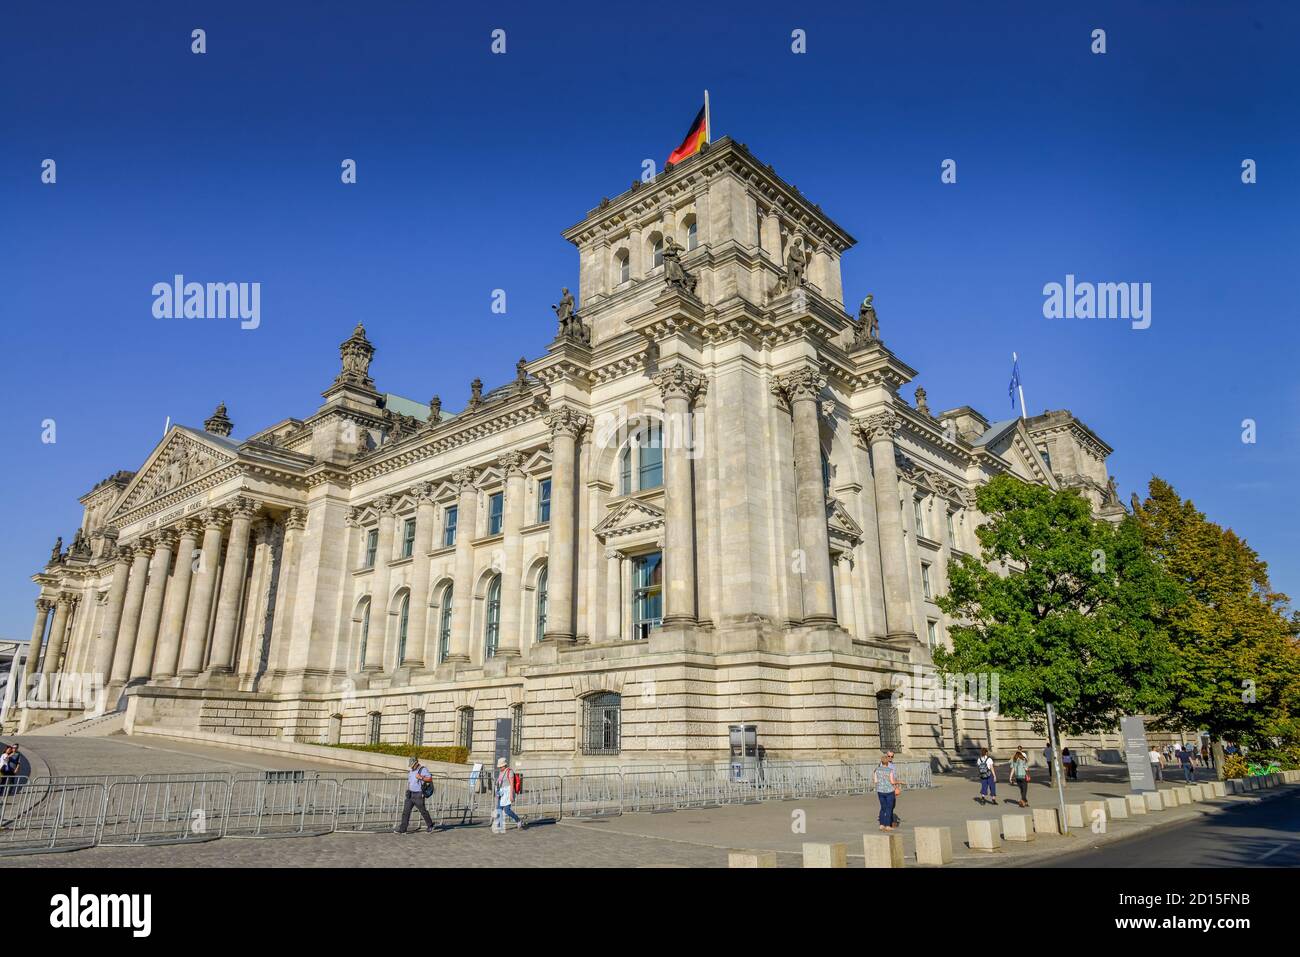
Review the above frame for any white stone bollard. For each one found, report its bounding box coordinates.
[1226,778,1244,795]
[1082,799,1108,826]
[1209,781,1226,798]
[802,842,847,868]
[729,850,778,868]
[914,826,953,866]
[1032,807,1062,834]
[1143,791,1164,812]
[1105,797,1129,820]
[862,832,904,868]
[966,819,1001,852]
[1184,785,1203,802]
[1001,813,1035,842]
[1064,804,1086,828]
[1126,793,1147,815]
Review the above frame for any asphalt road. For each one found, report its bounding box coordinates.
[1040,788,1299,867]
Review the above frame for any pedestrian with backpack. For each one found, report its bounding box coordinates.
[494,757,524,833]
[872,750,900,830]
[395,756,436,834]
[1008,748,1030,807]
[975,747,997,805]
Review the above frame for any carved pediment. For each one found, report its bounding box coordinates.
[112,429,237,516]
[593,498,664,541]
[827,497,863,545]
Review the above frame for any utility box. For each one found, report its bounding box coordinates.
[729,724,762,783]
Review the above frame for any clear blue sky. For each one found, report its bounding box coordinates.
[2,0,1297,642]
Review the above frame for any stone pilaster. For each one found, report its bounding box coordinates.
[266,508,305,676]
[110,539,155,686]
[93,548,133,683]
[43,593,77,676]
[207,497,259,676]
[445,468,479,663]
[363,497,396,672]
[654,364,706,625]
[856,410,915,642]
[495,453,526,658]
[403,486,436,668]
[26,598,52,674]
[542,407,587,642]
[848,420,888,637]
[179,509,227,676]
[154,519,200,679]
[237,520,275,682]
[835,553,857,636]
[605,549,623,641]
[129,528,176,682]
[773,368,836,624]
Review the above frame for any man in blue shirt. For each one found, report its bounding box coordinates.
[395,757,436,834]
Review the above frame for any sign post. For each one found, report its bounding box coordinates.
[1121,715,1156,793]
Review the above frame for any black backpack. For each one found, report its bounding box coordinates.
[418,768,433,798]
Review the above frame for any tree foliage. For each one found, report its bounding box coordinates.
[935,474,1179,735]
[1133,477,1300,748]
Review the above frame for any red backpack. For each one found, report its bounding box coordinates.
[512,771,524,794]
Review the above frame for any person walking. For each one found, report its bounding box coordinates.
[1062,748,1078,782]
[975,747,998,805]
[494,757,523,833]
[1008,748,1030,807]
[1149,745,1165,783]
[1043,740,1054,784]
[395,756,436,834]
[872,750,900,831]
[1177,744,1195,783]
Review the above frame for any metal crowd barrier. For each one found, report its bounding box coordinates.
[99,778,229,847]
[222,776,339,838]
[334,774,408,833]
[0,782,106,856]
[561,772,623,818]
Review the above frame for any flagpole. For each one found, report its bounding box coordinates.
[1013,352,1027,421]
[704,89,711,143]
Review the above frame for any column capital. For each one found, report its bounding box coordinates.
[498,451,526,477]
[226,496,261,522]
[544,406,589,440]
[412,481,437,502]
[451,467,479,491]
[134,537,158,560]
[604,548,623,562]
[371,495,396,516]
[35,597,55,613]
[200,507,230,532]
[56,591,80,609]
[178,517,204,540]
[285,507,308,531]
[345,507,363,529]
[653,365,707,404]
[771,367,827,406]
[156,528,179,551]
[852,409,902,444]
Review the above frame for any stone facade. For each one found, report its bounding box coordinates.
[22,137,1126,765]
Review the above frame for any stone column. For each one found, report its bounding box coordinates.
[605,549,623,641]
[849,422,889,636]
[836,553,858,637]
[266,508,305,676]
[542,407,587,642]
[154,519,200,679]
[236,520,274,682]
[773,369,836,624]
[364,497,396,672]
[93,548,133,683]
[654,365,706,626]
[179,510,227,675]
[404,486,436,668]
[858,410,915,641]
[129,529,176,682]
[446,468,480,663]
[110,540,155,685]
[26,599,52,674]
[207,497,259,675]
[43,594,76,676]
[495,453,526,657]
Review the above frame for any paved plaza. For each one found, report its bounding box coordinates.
[1,736,1286,868]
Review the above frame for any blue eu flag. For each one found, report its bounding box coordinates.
[1008,357,1022,411]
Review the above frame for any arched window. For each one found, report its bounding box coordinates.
[535,566,548,642]
[615,249,630,285]
[438,584,453,663]
[685,218,698,251]
[357,599,371,671]
[876,690,901,752]
[650,235,664,269]
[409,709,425,746]
[396,592,410,664]
[582,692,622,755]
[619,423,664,495]
[484,574,502,658]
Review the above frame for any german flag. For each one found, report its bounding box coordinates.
[666,104,708,166]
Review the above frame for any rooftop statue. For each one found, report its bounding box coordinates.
[855,294,880,345]
[552,287,590,344]
[661,236,698,296]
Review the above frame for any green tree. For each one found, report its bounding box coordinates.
[1133,478,1300,769]
[935,475,1179,738]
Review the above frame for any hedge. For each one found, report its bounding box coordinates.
[329,743,470,765]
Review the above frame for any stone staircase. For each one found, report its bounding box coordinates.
[25,710,126,737]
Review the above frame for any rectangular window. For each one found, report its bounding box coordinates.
[1038,444,1053,472]
[638,423,663,490]
[632,552,663,640]
[457,708,474,752]
[921,562,933,600]
[927,619,939,648]
[364,529,378,568]
[914,499,926,539]
[410,710,425,747]
[510,704,523,754]
[537,478,551,524]
[488,492,504,536]
[946,510,956,547]
[401,518,416,558]
[582,693,622,756]
[442,506,458,548]
[367,711,382,745]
